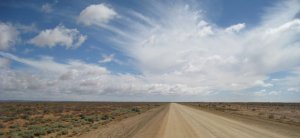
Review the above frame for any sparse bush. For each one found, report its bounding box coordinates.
[101,115,109,120]
[92,125,98,129]
[0,123,5,128]
[72,129,79,135]
[29,125,47,136]
[8,131,19,138]
[85,117,94,123]
[19,114,30,120]
[51,122,66,129]
[131,108,140,112]
[0,102,159,138]
[20,131,35,138]
[2,116,14,122]
[45,127,55,134]
[9,124,20,129]
[280,115,286,120]
[268,114,274,119]
[43,109,50,114]
[60,130,68,135]
[258,112,264,116]
[79,114,85,119]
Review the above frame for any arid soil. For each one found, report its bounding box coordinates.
[185,102,300,126]
[82,103,300,138]
[0,102,162,138]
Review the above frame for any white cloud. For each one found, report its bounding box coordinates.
[22,48,34,54]
[98,53,124,65]
[0,22,19,50]
[288,88,299,92]
[29,25,87,48]
[261,0,300,27]
[254,80,273,88]
[0,51,68,73]
[268,91,280,95]
[108,0,300,94]
[0,52,108,75]
[254,89,267,96]
[1,0,300,101]
[0,57,10,68]
[0,52,114,99]
[225,23,246,33]
[78,4,117,27]
[0,52,208,99]
[266,19,300,35]
[41,3,53,13]
[254,89,280,97]
[99,54,115,63]
[270,67,300,93]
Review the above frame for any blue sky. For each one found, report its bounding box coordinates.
[0,0,299,102]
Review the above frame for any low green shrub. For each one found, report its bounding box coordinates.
[9,124,20,129]
[1,116,15,122]
[58,129,68,135]
[19,131,34,138]
[131,108,140,112]
[101,115,109,120]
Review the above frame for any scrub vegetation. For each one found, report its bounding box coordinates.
[185,102,300,126]
[0,102,162,138]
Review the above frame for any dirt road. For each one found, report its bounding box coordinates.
[81,103,300,138]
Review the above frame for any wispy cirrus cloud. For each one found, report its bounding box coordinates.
[99,54,115,63]
[104,0,300,96]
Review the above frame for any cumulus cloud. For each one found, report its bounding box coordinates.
[78,4,117,27]
[0,52,113,99]
[29,25,87,48]
[0,22,19,50]
[0,52,209,100]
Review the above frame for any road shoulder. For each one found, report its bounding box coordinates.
[79,104,169,138]
[183,104,300,138]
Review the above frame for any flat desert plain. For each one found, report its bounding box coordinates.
[81,103,300,138]
[1,102,300,138]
